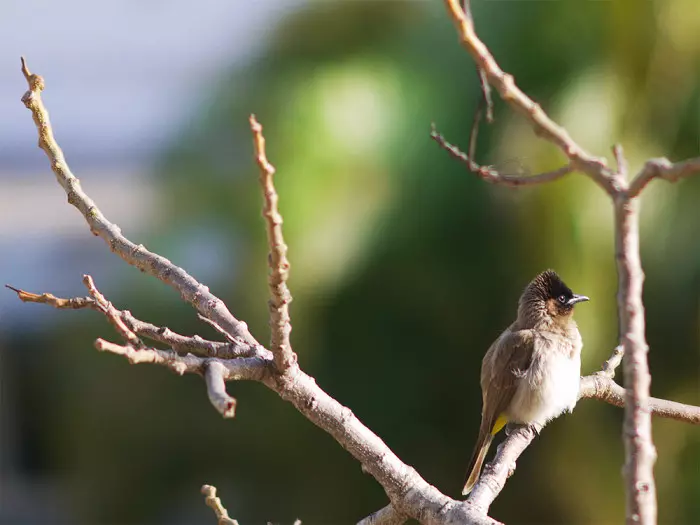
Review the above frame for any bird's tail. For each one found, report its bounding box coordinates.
[462,431,494,496]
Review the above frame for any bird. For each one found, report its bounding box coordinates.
[462,269,589,496]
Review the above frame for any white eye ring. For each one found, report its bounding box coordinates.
[558,295,567,304]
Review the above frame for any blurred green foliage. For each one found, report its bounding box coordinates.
[9,1,700,524]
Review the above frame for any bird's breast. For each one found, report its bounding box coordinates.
[507,335,582,426]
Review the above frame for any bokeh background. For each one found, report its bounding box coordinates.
[1,1,699,524]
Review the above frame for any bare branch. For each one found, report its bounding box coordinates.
[580,374,700,425]
[463,0,493,123]
[598,345,624,379]
[94,339,269,380]
[613,196,657,523]
[83,274,144,348]
[201,485,239,525]
[205,361,237,419]
[19,57,258,348]
[198,314,238,344]
[431,124,573,186]
[6,284,258,359]
[250,115,297,374]
[614,144,628,179]
[467,425,537,513]
[628,156,700,198]
[5,285,94,309]
[357,504,407,525]
[440,1,618,195]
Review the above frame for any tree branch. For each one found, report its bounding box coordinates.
[440,0,618,195]
[20,57,258,349]
[201,484,239,525]
[205,361,238,419]
[598,345,624,380]
[250,115,297,374]
[580,374,700,425]
[5,284,259,359]
[611,176,657,523]
[628,156,700,198]
[467,425,537,513]
[431,124,573,187]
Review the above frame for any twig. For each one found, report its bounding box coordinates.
[431,124,573,186]
[463,0,493,123]
[614,144,628,179]
[198,314,238,344]
[20,57,258,348]
[201,485,239,525]
[579,374,700,425]
[4,285,93,309]
[357,504,407,525]
[94,339,268,418]
[205,361,237,419]
[5,284,259,359]
[250,115,296,374]
[83,274,144,348]
[440,0,618,195]
[628,156,700,198]
[598,345,624,379]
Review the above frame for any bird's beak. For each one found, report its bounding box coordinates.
[567,294,590,306]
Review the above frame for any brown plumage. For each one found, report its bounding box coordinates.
[462,270,589,496]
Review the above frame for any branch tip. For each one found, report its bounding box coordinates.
[20,56,30,78]
[201,484,239,525]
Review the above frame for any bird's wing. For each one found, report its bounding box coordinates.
[480,329,536,434]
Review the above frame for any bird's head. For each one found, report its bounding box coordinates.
[517,269,589,328]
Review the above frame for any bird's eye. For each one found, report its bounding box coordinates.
[558,295,567,304]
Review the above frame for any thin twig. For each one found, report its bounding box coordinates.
[440,1,618,195]
[463,0,493,123]
[83,274,144,348]
[201,485,239,525]
[431,124,573,186]
[250,115,296,374]
[19,57,257,348]
[198,314,238,344]
[4,285,94,309]
[628,156,700,198]
[579,374,700,425]
[205,361,237,419]
[598,345,624,379]
[614,144,628,179]
[6,284,259,359]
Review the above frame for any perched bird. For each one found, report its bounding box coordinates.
[462,270,589,496]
